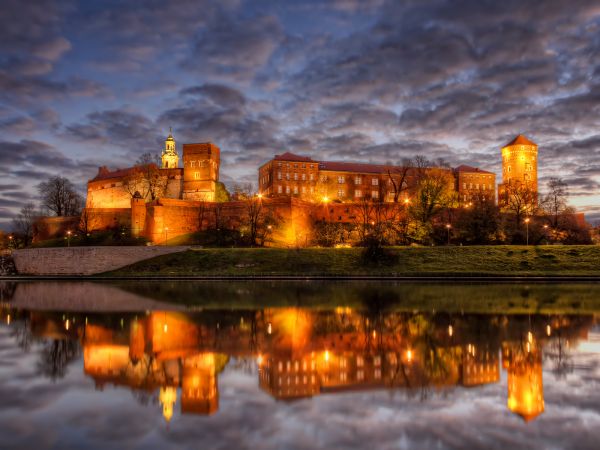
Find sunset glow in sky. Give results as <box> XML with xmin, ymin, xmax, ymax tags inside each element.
<box><xmin>1</xmin><ymin>0</ymin><xmax>600</xmax><ymax>228</ymax></box>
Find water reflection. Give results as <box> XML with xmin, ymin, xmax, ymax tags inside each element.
<box><xmin>1</xmin><ymin>305</ymin><xmax>593</xmax><ymax>425</ymax></box>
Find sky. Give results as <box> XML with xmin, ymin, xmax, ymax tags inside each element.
<box><xmin>1</xmin><ymin>0</ymin><xmax>600</xmax><ymax>229</ymax></box>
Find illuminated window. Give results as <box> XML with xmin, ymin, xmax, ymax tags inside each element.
<box><xmin>294</xmin><ymin>164</ymin><xmax>298</xmax><ymax>168</ymax></box>
<box><xmin>463</xmin><ymin>182</ymin><xmax>466</xmax><ymax>189</ymax></box>
<box><xmin>372</xmin><ymin>178</ymin><xmax>378</xmax><ymax>186</ymax></box>
<box><xmin>357</xmin><ymin>370</ymin><xmax>364</xmax><ymax>380</ymax></box>
<box><xmin>302</xmin><ymin>164</ymin><xmax>306</xmax><ymax>169</ymax></box>
<box><xmin>309</xmin><ymin>173</ymin><xmax>314</xmax><ymax>181</ymax></box>
<box><xmin>286</xmin><ymin>173</ymin><xmax>290</xmax><ymax>180</ymax></box>
<box><xmin>321</xmin><ymin>175</ymin><xmax>327</xmax><ymax>182</ymax></box>
<box><xmin>371</xmin><ymin>190</ymin><xmax>379</xmax><ymax>199</ymax></box>
<box><xmin>354</xmin><ymin>176</ymin><xmax>362</xmax><ymax>184</ymax></box>
<box><xmin>302</xmin><ymin>186</ymin><xmax>306</xmax><ymax>193</ymax></box>
<box><xmin>294</xmin><ymin>173</ymin><xmax>298</xmax><ymax>180</ymax></box>
<box><xmin>302</xmin><ymin>173</ymin><xmax>306</xmax><ymax>181</ymax></box>
<box><xmin>357</xmin><ymin>356</ymin><xmax>364</xmax><ymax>367</ymax></box>
<box><xmin>194</xmin><ymin>172</ymin><xmax>200</xmax><ymax>179</ymax></box>
<box><xmin>190</xmin><ymin>160</ymin><xmax>196</xmax><ymax>168</ymax></box>
<box><xmin>507</xmin><ymin>166</ymin><xmax>511</xmax><ymax>173</ymax></box>
<box><xmin>337</xmin><ymin>189</ymin><xmax>345</xmax><ymax>198</ymax></box>
<box><xmin>278</xmin><ymin>185</ymin><xmax>282</xmax><ymax>194</ymax></box>
<box><xmin>293</xmin><ymin>186</ymin><xmax>298</xmax><ymax>194</ymax></box>
<box><xmin>374</xmin><ymin>356</ymin><xmax>381</xmax><ymax>366</ymax></box>
<box><xmin>338</xmin><ymin>176</ymin><xmax>345</xmax><ymax>184</ymax></box>
<box><xmin>277</xmin><ymin>172</ymin><xmax>282</xmax><ymax>180</ymax></box>
<box><xmin>286</xmin><ymin>186</ymin><xmax>290</xmax><ymax>194</ymax></box>
<box><xmin>355</xmin><ymin>189</ymin><xmax>362</xmax><ymax>198</ymax></box>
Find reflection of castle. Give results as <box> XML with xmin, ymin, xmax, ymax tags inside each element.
<box><xmin>3</xmin><ymin>308</ymin><xmax>593</xmax><ymax>424</ymax></box>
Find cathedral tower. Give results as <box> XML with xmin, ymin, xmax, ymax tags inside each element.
<box><xmin>161</xmin><ymin>128</ymin><xmax>179</xmax><ymax>169</ymax></box>
<box><xmin>498</xmin><ymin>134</ymin><xmax>538</xmax><ymax>206</ymax></box>
<box><xmin>182</xmin><ymin>142</ymin><xmax>220</xmax><ymax>201</ymax></box>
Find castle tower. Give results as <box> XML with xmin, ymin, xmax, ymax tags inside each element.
<box><xmin>498</xmin><ymin>134</ymin><xmax>538</xmax><ymax>207</ymax></box>
<box><xmin>182</xmin><ymin>142</ymin><xmax>220</xmax><ymax>201</ymax></box>
<box><xmin>161</xmin><ymin>128</ymin><xmax>179</xmax><ymax>169</ymax></box>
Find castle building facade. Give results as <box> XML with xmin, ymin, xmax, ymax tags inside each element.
<box><xmin>259</xmin><ymin>152</ymin><xmax>496</xmax><ymax>205</ymax></box>
<box><xmin>498</xmin><ymin>134</ymin><xmax>538</xmax><ymax>207</ymax></box>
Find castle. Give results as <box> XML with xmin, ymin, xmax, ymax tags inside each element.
<box><xmin>33</xmin><ymin>131</ymin><xmax>540</xmax><ymax>245</ymax></box>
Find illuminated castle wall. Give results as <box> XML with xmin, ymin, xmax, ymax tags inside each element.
<box><xmin>498</xmin><ymin>134</ymin><xmax>538</xmax><ymax>207</ymax></box>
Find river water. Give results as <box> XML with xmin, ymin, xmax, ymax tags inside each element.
<box><xmin>0</xmin><ymin>280</ymin><xmax>599</xmax><ymax>449</ymax></box>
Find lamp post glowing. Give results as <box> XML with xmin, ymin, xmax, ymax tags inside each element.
<box><xmin>66</xmin><ymin>230</ymin><xmax>72</xmax><ymax>247</ymax></box>
<box><xmin>8</xmin><ymin>235</ymin><xmax>13</xmax><ymax>249</ymax></box>
<box><xmin>524</xmin><ymin>218</ymin><xmax>530</xmax><ymax>246</ymax></box>
<box><xmin>446</xmin><ymin>223</ymin><xmax>451</xmax><ymax>245</ymax></box>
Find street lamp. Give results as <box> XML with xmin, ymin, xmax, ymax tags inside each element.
<box><xmin>66</xmin><ymin>230</ymin><xmax>72</xmax><ymax>247</ymax></box>
<box><xmin>257</xmin><ymin>193</ymin><xmax>263</xmax><ymax>199</ymax></box>
<box><xmin>524</xmin><ymin>218</ymin><xmax>530</xmax><ymax>246</ymax></box>
<box><xmin>446</xmin><ymin>223</ymin><xmax>451</xmax><ymax>245</ymax></box>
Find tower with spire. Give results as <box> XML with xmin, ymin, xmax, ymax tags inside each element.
<box><xmin>161</xmin><ymin>128</ymin><xmax>179</xmax><ymax>169</ymax></box>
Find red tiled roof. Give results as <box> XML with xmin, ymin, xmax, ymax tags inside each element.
<box><xmin>274</xmin><ymin>152</ymin><xmax>314</xmax><ymax>162</ymax></box>
<box><xmin>455</xmin><ymin>164</ymin><xmax>494</xmax><ymax>175</ymax></box>
<box><xmin>319</xmin><ymin>160</ymin><xmax>393</xmax><ymax>174</ymax></box>
<box><xmin>505</xmin><ymin>134</ymin><xmax>536</xmax><ymax>147</ymax></box>
<box><xmin>91</xmin><ymin>166</ymin><xmax>138</xmax><ymax>181</ymax></box>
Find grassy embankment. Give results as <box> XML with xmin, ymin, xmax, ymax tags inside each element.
<box><xmin>104</xmin><ymin>245</ymin><xmax>600</xmax><ymax>277</ymax></box>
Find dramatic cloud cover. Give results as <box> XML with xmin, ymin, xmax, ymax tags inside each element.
<box><xmin>1</xmin><ymin>0</ymin><xmax>600</xmax><ymax>228</ymax></box>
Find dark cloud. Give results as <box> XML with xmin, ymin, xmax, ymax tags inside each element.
<box><xmin>1</xmin><ymin>0</ymin><xmax>599</xmax><ymax>216</ymax></box>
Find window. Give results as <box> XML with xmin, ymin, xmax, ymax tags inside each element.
<box><xmin>277</xmin><ymin>162</ymin><xmax>282</xmax><ymax>168</ymax></box>
<box><xmin>338</xmin><ymin>176</ymin><xmax>345</xmax><ymax>184</ymax></box>
<box><xmin>294</xmin><ymin>164</ymin><xmax>298</xmax><ymax>168</ymax></box>
<box><xmin>355</xmin><ymin>189</ymin><xmax>362</xmax><ymax>198</ymax></box>
<box><xmin>469</xmin><ymin>183</ymin><xmax>473</xmax><ymax>189</ymax></box>
<box><xmin>194</xmin><ymin>172</ymin><xmax>200</xmax><ymax>179</ymax></box>
<box><xmin>293</xmin><ymin>186</ymin><xmax>298</xmax><ymax>194</ymax></box>
<box><xmin>309</xmin><ymin>173</ymin><xmax>314</xmax><ymax>181</ymax></box>
<box><xmin>301</xmin><ymin>173</ymin><xmax>306</xmax><ymax>181</ymax></box>
<box><xmin>476</xmin><ymin>184</ymin><xmax>479</xmax><ymax>189</ymax></box>
<box><xmin>337</xmin><ymin>189</ymin><xmax>345</xmax><ymax>198</ymax></box>
<box><xmin>371</xmin><ymin>190</ymin><xmax>379</xmax><ymax>199</ymax></box>
<box><xmin>310</xmin><ymin>187</ymin><xmax>314</xmax><ymax>194</ymax></box>
<box><xmin>354</xmin><ymin>176</ymin><xmax>362</xmax><ymax>185</ymax></box>
<box><xmin>463</xmin><ymin>195</ymin><xmax>467</xmax><ymax>201</ymax></box>
<box><xmin>278</xmin><ymin>185</ymin><xmax>282</xmax><ymax>193</ymax></box>
<box><xmin>286</xmin><ymin>186</ymin><xmax>290</xmax><ymax>194</ymax></box>
<box><xmin>200</xmin><ymin>160</ymin><xmax>205</xmax><ymax>168</ymax></box>
<box><xmin>321</xmin><ymin>175</ymin><xmax>327</xmax><ymax>182</ymax></box>
<box><xmin>286</xmin><ymin>173</ymin><xmax>290</xmax><ymax>180</ymax></box>
<box><xmin>463</xmin><ymin>182</ymin><xmax>466</xmax><ymax>189</ymax></box>
<box><xmin>526</xmin><ymin>163</ymin><xmax>532</xmax><ymax>171</ymax></box>
<box><xmin>294</xmin><ymin>173</ymin><xmax>298</xmax><ymax>180</ymax></box>
<box><xmin>277</xmin><ymin>172</ymin><xmax>282</xmax><ymax>180</ymax></box>
<box><xmin>301</xmin><ymin>186</ymin><xmax>306</xmax><ymax>193</ymax></box>
<box><xmin>372</xmin><ymin>178</ymin><xmax>378</xmax><ymax>186</ymax></box>
<box><xmin>190</xmin><ymin>160</ymin><xmax>196</xmax><ymax>168</ymax></box>
<box><xmin>507</xmin><ymin>166</ymin><xmax>511</xmax><ymax>173</ymax></box>
<box><xmin>302</xmin><ymin>163</ymin><xmax>306</xmax><ymax>168</ymax></box>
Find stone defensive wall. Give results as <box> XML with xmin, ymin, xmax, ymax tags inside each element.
<box><xmin>142</xmin><ymin>196</ymin><xmax>315</xmax><ymax>245</ymax></box>
<box><xmin>12</xmin><ymin>246</ymin><xmax>189</xmax><ymax>276</ymax></box>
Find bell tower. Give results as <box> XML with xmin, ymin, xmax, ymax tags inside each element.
<box><xmin>161</xmin><ymin>128</ymin><xmax>179</xmax><ymax>169</ymax></box>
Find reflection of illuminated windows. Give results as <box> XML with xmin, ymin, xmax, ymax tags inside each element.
<box><xmin>278</xmin><ymin>362</ymin><xmax>283</xmax><ymax>372</ymax></box>
<box><xmin>295</xmin><ymin>361</ymin><xmax>299</xmax><ymax>371</ymax></box>
<box><xmin>340</xmin><ymin>358</ymin><xmax>347</xmax><ymax>368</ymax></box>
<box><xmin>340</xmin><ymin>372</ymin><xmax>347</xmax><ymax>382</ymax></box>
<box><xmin>357</xmin><ymin>370</ymin><xmax>364</xmax><ymax>380</ymax></box>
<box><xmin>374</xmin><ymin>356</ymin><xmax>381</xmax><ymax>366</ymax></box>
<box><xmin>375</xmin><ymin>369</ymin><xmax>381</xmax><ymax>379</ymax></box>
<box><xmin>357</xmin><ymin>356</ymin><xmax>364</xmax><ymax>367</ymax></box>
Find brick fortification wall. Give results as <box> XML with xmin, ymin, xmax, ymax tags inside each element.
<box><xmin>143</xmin><ymin>197</ymin><xmax>314</xmax><ymax>246</ymax></box>
<box><xmin>12</xmin><ymin>246</ymin><xmax>189</xmax><ymax>275</ymax></box>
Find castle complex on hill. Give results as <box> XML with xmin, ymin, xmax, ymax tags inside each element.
<box><xmin>36</xmin><ymin>132</ymin><xmax>540</xmax><ymax>244</ymax></box>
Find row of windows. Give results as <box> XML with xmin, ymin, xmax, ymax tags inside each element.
<box><xmin>277</xmin><ymin>162</ymin><xmax>316</xmax><ymax>169</ymax></box>
<box><xmin>186</xmin><ymin>160</ymin><xmax>208</xmax><ymax>168</ymax></box>
<box><xmin>462</xmin><ymin>183</ymin><xmax>493</xmax><ymax>190</ymax></box>
<box><xmin>277</xmin><ymin>172</ymin><xmax>316</xmax><ymax>181</ymax></box>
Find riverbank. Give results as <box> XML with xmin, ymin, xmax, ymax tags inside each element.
<box><xmin>102</xmin><ymin>245</ymin><xmax>600</xmax><ymax>277</ymax></box>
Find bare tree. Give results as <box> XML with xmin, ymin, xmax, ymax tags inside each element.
<box><xmin>541</xmin><ymin>178</ymin><xmax>568</xmax><ymax>228</ymax></box>
<box><xmin>136</xmin><ymin>153</ymin><xmax>167</xmax><ymax>201</ymax></box>
<box><xmin>503</xmin><ymin>183</ymin><xmax>537</xmax><ymax>225</ymax></box>
<box><xmin>37</xmin><ymin>176</ymin><xmax>82</xmax><ymax>217</ymax></box>
<box><xmin>79</xmin><ymin>200</ymin><xmax>100</xmax><ymax>237</ymax></box>
<box><xmin>121</xmin><ymin>167</ymin><xmax>149</xmax><ymax>199</ymax></box>
<box><xmin>12</xmin><ymin>202</ymin><xmax>38</xmax><ymax>246</ymax></box>
<box><xmin>386</xmin><ymin>158</ymin><xmax>414</xmax><ymax>203</ymax></box>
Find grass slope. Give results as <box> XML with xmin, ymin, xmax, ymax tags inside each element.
<box><xmin>104</xmin><ymin>245</ymin><xmax>600</xmax><ymax>277</ymax></box>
